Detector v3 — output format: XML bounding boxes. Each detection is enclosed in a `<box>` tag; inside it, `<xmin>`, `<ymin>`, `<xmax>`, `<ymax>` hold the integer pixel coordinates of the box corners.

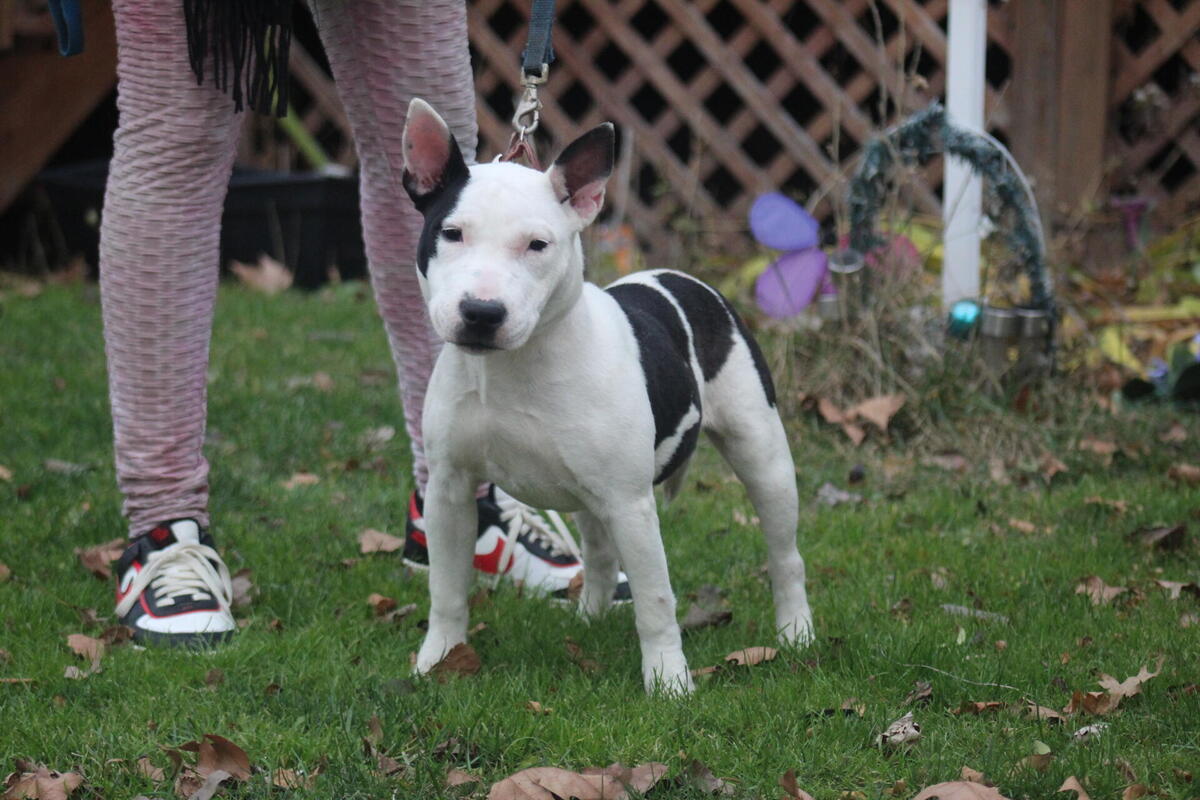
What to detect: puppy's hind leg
<box><xmin>707</xmin><ymin>412</ymin><xmax>813</xmax><ymax>646</ymax></box>
<box><xmin>574</xmin><ymin>509</ymin><xmax>619</xmax><ymax>619</ymax></box>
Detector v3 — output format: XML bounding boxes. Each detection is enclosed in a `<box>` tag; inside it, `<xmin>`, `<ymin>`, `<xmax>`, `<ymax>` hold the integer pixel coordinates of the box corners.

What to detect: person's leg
<box><xmin>100</xmin><ymin>0</ymin><xmax>240</xmax><ymax>643</ymax></box>
<box><xmin>100</xmin><ymin>0</ymin><xmax>243</xmax><ymax>535</ymax></box>
<box><xmin>311</xmin><ymin>0</ymin><xmax>476</xmax><ymax>495</ymax></box>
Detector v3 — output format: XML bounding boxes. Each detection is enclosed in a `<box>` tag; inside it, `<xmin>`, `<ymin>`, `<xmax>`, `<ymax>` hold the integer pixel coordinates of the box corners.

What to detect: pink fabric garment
<box><xmin>99</xmin><ymin>0</ymin><xmax>475</xmax><ymax>535</ymax></box>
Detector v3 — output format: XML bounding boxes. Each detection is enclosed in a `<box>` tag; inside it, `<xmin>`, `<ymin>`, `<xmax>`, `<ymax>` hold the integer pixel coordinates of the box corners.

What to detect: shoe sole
<box><xmin>130</xmin><ymin>628</ymin><xmax>236</xmax><ymax>649</ymax></box>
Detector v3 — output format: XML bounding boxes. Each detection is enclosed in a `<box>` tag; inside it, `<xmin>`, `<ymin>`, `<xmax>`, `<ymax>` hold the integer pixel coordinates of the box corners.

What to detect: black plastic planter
<box><xmin>37</xmin><ymin>161</ymin><xmax>366</xmax><ymax>289</ymax></box>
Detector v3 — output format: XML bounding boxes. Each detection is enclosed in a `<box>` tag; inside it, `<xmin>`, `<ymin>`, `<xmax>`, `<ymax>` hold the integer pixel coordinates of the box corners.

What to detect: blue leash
<box><xmin>521</xmin><ymin>0</ymin><xmax>556</xmax><ymax>78</ymax></box>
<box><xmin>48</xmin><ymin>0</ymin><xmax>85</xmax><ymax>56</ymax></box>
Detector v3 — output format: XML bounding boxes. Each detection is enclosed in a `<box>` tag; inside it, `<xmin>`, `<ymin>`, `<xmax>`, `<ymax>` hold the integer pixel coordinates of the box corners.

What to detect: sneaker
<box><xmin>114</xmin><ymin>519</ymin><xmax>236</xmax><ymax>646</ymax></box>
<box><xmin>404</xmin><ymin>486</ymin><xmax>632</xmax><ymax>602</ymax></box>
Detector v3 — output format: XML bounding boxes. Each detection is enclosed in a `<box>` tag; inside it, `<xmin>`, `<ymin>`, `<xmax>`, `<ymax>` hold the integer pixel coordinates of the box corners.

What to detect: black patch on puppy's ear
<box><xmin>552</xmin><ymin>123</ymin><xmax>615</xmax><ymax>200</ymax></box>
<box><xmin>402</xmin><ymin>99</ymin><xmax>470</xmax><ymax>214</ymax></box>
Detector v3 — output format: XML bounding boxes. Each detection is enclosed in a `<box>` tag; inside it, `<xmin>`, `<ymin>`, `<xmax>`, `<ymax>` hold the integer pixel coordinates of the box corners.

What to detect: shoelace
<box><xmin>493</xmin><ymin>490</ymin><xmax>581</xmax><ymax>585</ymax></box>
<box><xmin>115</xmin><ymin>541</ymin><xmax>233</xmax><ymax>617</ymax></box>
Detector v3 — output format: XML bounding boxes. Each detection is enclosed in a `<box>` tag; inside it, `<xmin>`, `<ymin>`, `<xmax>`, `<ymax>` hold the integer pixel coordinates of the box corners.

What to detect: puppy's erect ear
<box><xmin>547</xmin><ymin>123</ymin><xmax>615</xmax><ymax>226</ymax></box>
<box><xmin>402</xmin><ymin>98</ymin><xmax>469</xmax><ymax>212</ymax></box>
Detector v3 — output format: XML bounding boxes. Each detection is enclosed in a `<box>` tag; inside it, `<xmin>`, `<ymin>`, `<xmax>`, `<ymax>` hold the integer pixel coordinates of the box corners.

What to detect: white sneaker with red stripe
<box><xmin>403</xmin><ymin>485</ymin><xmax>632</xmax><ymax>602</ymax></box>
<box><xmin>114</xmin><ymin>519</ymin><xmax>236</xmax><ymax>646</ymax></box>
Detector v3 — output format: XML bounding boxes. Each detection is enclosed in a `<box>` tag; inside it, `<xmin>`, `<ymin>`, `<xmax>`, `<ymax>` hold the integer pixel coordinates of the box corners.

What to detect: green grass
<box><xmin>1</xmin><ymin>283</ymin><xmax>1198</xmax><ymax>799</ymax></box>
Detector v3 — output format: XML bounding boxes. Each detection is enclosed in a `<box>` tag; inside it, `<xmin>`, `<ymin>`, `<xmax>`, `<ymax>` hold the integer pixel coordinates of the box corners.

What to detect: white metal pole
<box><xmin>943</xmin><ymin>0</ymin><xmax>988</xmax><ymax>306</ymax></box>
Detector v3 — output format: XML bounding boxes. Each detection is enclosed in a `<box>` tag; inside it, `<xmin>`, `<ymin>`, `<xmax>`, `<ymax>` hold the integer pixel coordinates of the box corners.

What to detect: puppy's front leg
<box><xmin>415</xmin><ymin>470</ymin><xmax>478</xmax><ymax>675</ymax></box>
<box><xmin>601</xmin><ymin>492</ymin><xmax>694</xmax><ymax>695</ymax></box>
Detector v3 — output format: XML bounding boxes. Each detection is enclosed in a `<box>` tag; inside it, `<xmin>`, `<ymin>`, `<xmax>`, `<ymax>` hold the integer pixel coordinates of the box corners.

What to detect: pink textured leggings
<box><xmin>99</xmin><ymin>0</ymin><xmax>476</xmax><ymax>535</ymax></box>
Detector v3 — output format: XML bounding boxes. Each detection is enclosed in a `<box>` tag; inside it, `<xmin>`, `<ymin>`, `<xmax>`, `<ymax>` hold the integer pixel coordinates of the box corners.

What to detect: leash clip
<box><xmin>512</xmin><ymin>63</ymin><xmax>548</xmax><ymax>137</ymax></box>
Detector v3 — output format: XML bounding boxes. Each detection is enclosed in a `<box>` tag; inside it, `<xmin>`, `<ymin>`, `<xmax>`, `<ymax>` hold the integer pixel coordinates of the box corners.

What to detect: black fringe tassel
<box><xmin>183</xmin><ymin>0</ymin><xmax>294</xmax><ymax>117</ymax></box>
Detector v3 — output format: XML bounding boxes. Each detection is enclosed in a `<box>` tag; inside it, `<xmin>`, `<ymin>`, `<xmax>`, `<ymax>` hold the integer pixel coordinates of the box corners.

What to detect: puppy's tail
<box><xmin>659</xmin><ymin>455</ymin><xmax>693</xmax><ymax>508</ymax></box>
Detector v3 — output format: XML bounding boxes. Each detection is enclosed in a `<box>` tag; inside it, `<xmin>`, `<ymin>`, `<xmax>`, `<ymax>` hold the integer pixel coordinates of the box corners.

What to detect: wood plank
<box><xmin>1056</xmin><ymin>0</ymin><xmax>1114</xmax><ymax>210</ymax></box>
<box><xmin>0</xmin><ymin>0</ymin><xmax>116</xmax><ymax>213</ymax></box>
<box><xmin>0</xmin><ymin>0</ymin><xmax>15</xmax><ymax>52</ymax></box>
<box><xmin>1007</xmin><ymin>0</ymin><xmax>1063</xmax><ymax>212</ymax></box>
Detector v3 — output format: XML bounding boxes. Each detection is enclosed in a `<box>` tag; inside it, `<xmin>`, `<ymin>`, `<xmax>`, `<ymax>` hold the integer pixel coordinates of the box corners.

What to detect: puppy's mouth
<box><xmin>454</xmin><ymin>340</ymin><xmax>501</xmax><ymax>354</ymax></box>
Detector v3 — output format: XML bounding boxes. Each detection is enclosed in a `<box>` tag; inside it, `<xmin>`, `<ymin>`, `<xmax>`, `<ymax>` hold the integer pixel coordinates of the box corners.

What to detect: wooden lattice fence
<box><xmin>1108</xmin><ymin>0</ymin><xmax>1200</xmax><ymax>220</ymax></box>
<box><xmin>268</xmin><ymin>0</ymin><xmax>1200</xmax><ymax>256</ymax></box>
<box><xmin>468</xmin><ymin>0</ymin><xmax>1014</xmax><ymax>253</ymax></box>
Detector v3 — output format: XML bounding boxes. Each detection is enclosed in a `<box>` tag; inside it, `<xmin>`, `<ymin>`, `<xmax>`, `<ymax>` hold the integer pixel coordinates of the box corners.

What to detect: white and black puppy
<box><xmin>402</xmin><ymin>99</ymin><xmax>813</xmax><ymax>694</ymax></box>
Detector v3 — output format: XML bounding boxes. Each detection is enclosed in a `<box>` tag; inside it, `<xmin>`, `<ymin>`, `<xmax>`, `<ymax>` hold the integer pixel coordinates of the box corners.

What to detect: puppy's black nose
<box><xmin>459</xmin><ymin>298</ymin><xmax>507</xmax><ymax>332</ymax></box>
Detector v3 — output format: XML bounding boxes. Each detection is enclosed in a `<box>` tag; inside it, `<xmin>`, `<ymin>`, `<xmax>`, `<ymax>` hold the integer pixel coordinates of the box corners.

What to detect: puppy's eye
<box><xmin>441</xmin><ymin>228</ymin><xmax>463</xmax><ymax>242</ymax></box>
<box><xmin>528</xmin><ymin>239</ymin><xmax>550</xmax><ymax>252</ymax></box>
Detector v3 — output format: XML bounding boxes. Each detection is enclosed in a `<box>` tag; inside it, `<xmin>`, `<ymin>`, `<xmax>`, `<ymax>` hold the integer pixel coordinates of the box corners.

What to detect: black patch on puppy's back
<box><xmin>655</xmin><ymin>271</ymin><xmax>776</xmax><ymax>407</ymax></box>
<box><xmin>606</xmin><ymin>283</ymin><xmax>699</xmax><ymax>465</ymax></box>
<box><xmin>654</xmin><ymin>272</ymin><xmax>733</xmax><ymax>381</ymax></box>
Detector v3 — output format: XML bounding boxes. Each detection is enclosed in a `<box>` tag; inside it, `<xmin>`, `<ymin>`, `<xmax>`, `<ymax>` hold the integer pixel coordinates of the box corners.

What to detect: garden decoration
<box><xmin>747</xmin><ymin>192</ymin><xmax>830</xmax><ymax>319</ymax></box>
<box><xmin>843</xmin><ymin>103</ymin><xmax>1055</xmax><ymax>379</ymax></box>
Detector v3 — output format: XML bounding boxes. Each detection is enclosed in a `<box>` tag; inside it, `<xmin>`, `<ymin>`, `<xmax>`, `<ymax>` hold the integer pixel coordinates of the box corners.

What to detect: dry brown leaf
<box><xmin>487</xmin><ymin>767</ymin><xmax>624</xmax><ymax>800</ymax></box>
<box><xmin>1075</xmin><ymin>576</ymin><xmax>1128</xmax><ymax>605</ymax></box>
<box><xmin>1084</xmin><ymin>496</ymin><xmax>1129</xmax><ymax>514</ymax></box>
<box><xmin>1156</xmin><ymin>579</ymin><xmax>1200</xmax><ymax>600</ymax></box>
<box><xmin>1008</xmin><ymin>518</ymin><xmax>1038</xmax><ymax>535</ymax></box>
<box><xmin>1159</xmin><ymin>422</ymin><xmax>1188</xmax><ymax>443</ymax></box>
<box><xmin>779</xmin><ymin>769</ymin><xmax>816</xmax><ymax>800</ymax></box>
<box><xmin>2</xmin><ymin>764</ymin><xmax>85</xmax><ymax>800</ymax></box>
<box><xmin>192</xmin><ymin>734</ymin><xmax>252</xmax><ymax>781</ymax></box>
<box><xmin>680</xmin><ymin>603</ymin><xmax>733</xmax><ymax>631</ymax></box>
<box><xmin>367</xmin><ymin>593</ymin><xmax>398</xmax><ymax>617</ymax></box>
<box><xmin>953</xmin><ymin>701</ymin><xmax>1005</xmax><ymax>715</ymax></box>
<box><xmin>1181</xmin><ymin>612</ymin><xmax>1199</xmax><ymax>628</ymax></box>
<box><xmin>1058</xmin><ymin>776</ymin><xmax>1091</xmax><ymax>800</ymax></box>
<box><xmin>0</xmin><ymin>464</ymin><xmax>12</xmax><ymax>482</ymax></box>
<box><xmin>136</xmin><ymin>757</ymin><xmax>165</xmax><ymax>782</ymax></box>
<box><xmin>724</xmin><ymin>646</ymin><xmax>777</xmax><ymax>666</ymax></box>
<box><xmin>446</xmin><ymin>767</ymin><xmax>482</xmax><ymax>789</ymax></box>
<box><xmin>230</xmin><ymin>254</ymin><xmax>292</xmax><ymax>294</ymax></box>
<box><xmin>1122</xmin><ymin>785</ymin><xmax>1149</xmax><ymax>800</ymax></box>
<box><xmin>1167</xmin><ymin>462</ymin><xmax>1200</xmax><ymax>485</ymax></box>
<box><xmin>430</xmin><ymin>642</ymin><xmax>481</xmax><ymax>681</ymax></box>
<box><xmin>904</xmin><ymin>681</ymin><xmax>933</xmax><ymax>705</ymax></box>
<box><xmin>75</xmin><ymin>538</ymin><xmax>126</xmax><ymax>581</ymax></box>
<box><xmin>579</xmin><ymin>763</ymin><xmax>668</xmax><ymax>796</ymax></box>
<box><xmin>1078</xmin><ymin>438</ymin><xmax>1118</xmax><ymax>461</ymax></box>
<box><xmin>272</xmin><ymin>766</ymin><xmax>321</xmax><ymax>790</ymax></box>
<box><xmin>0</xmin><ymin>562</ymin><xmax>10</xmax><ymax>582</ymax></box>
<box><xmin>203</xmin><ymin>669</ymin><xmax>224</xmax><ymax>690</ymax></box>
<box><xmin>1128</xmin><ymin>523</ymin><xmax>1186</xmax><ymax>550</ymax></box>
<box><xmin>684</xmin><ymin>760</ymin><xmax>736</xmax><ymax>796</ymax></box>
<box><xmin>525</xmin><ymin>700</ymin><xmax>553</xmax><ymax>715</ymax></box>
<box><xmin>66</xmin><ymin>634</ymin><xmax>105</xmax><ymax>662</ymax></box>
<box><xmin>850</xmin><ymin>394</ymin><xmax>906</xmax><ymax>431</ymax></box>
<box><xmin>841</xmin><ymin>422</ymin><xmax>867</xmax><ymax>446</ymax></box>
<box><xmin>1023</xmin><ymin>701</ymin><xmax>1065</xmax><ymax>723</ymax></box>
<box><xmin>912</xmin><ymin>781</ymin><xmax>1011</xmax><ymax>799</ymax></box>
<box><xmin>359</xmin><ymin>528</ymin><xmax>404</xmax><ymax>554</ymax></box>
<box><xmin>1040</xmin><ymin>454</ymin><xmax>1068</xmax><ymax>481</ymax></box>
<box><xmin>1065</xmin><ymin>690</ymin><xmax>1122</xmax><ymax>715</ymax></box>
<box><xmin>564</xmin><ymin>637</ymin><xmax>602</xmax><ymax>674</ymax></box>
<box><xmin>923</xmin><ymin>453</ymin><xmax>969</xmax><ymax>472</ymax></box>
<box><xmin>817</xmin><ymin>397</ymin><xmax>845</xmax><ymax>424</ymax></box>
<box><xmin>281</xmin><ymin>472</ymin><xmax>319</xmax><ymax>490</ymax></box>
<box><xmin>1097</xmin><ymin>657</ymin><xmax>1164</xmax><ymax>699</ymax></box>
<box><xmin>186</xmin><ymin>768</ymin><xmax>231</xmax><ymax>800</ymax></box>
<box><xmin>960</xmin><ymin>767</ymin><xmax>987</xmax><ymax>784</ymax></box>
<box><xmin>988</xmin><ymin>457</ymin><xmax>1010</xmax><ymax>485</ymax></box>
<box><xmin>230</xmin><ymin>569</ymin><xmax>255</xmax><ymax>609</ymax></box>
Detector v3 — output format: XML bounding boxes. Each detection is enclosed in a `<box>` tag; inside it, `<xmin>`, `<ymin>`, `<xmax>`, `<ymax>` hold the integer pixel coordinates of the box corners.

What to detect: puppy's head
<box><xmin>402</xmin><ymin>98</ymin><xmax>614</xmax><ymax>353</ymax></box>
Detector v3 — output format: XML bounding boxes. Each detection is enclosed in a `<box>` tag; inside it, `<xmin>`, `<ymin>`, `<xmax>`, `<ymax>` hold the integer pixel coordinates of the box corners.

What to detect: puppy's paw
<box><xmin>414</xmin><ymin>631</ymin><xmax>466</xmax><ymax>675</ymax></box>
<box><xmin>643</xmin><ymin>653</ymin><xmax>695</xmax><ymax>696</ymax></box>
<box><xmin>776</xmin><ymin>611</ymin><xmax>815</xmax><ymax>647</ymax></box>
